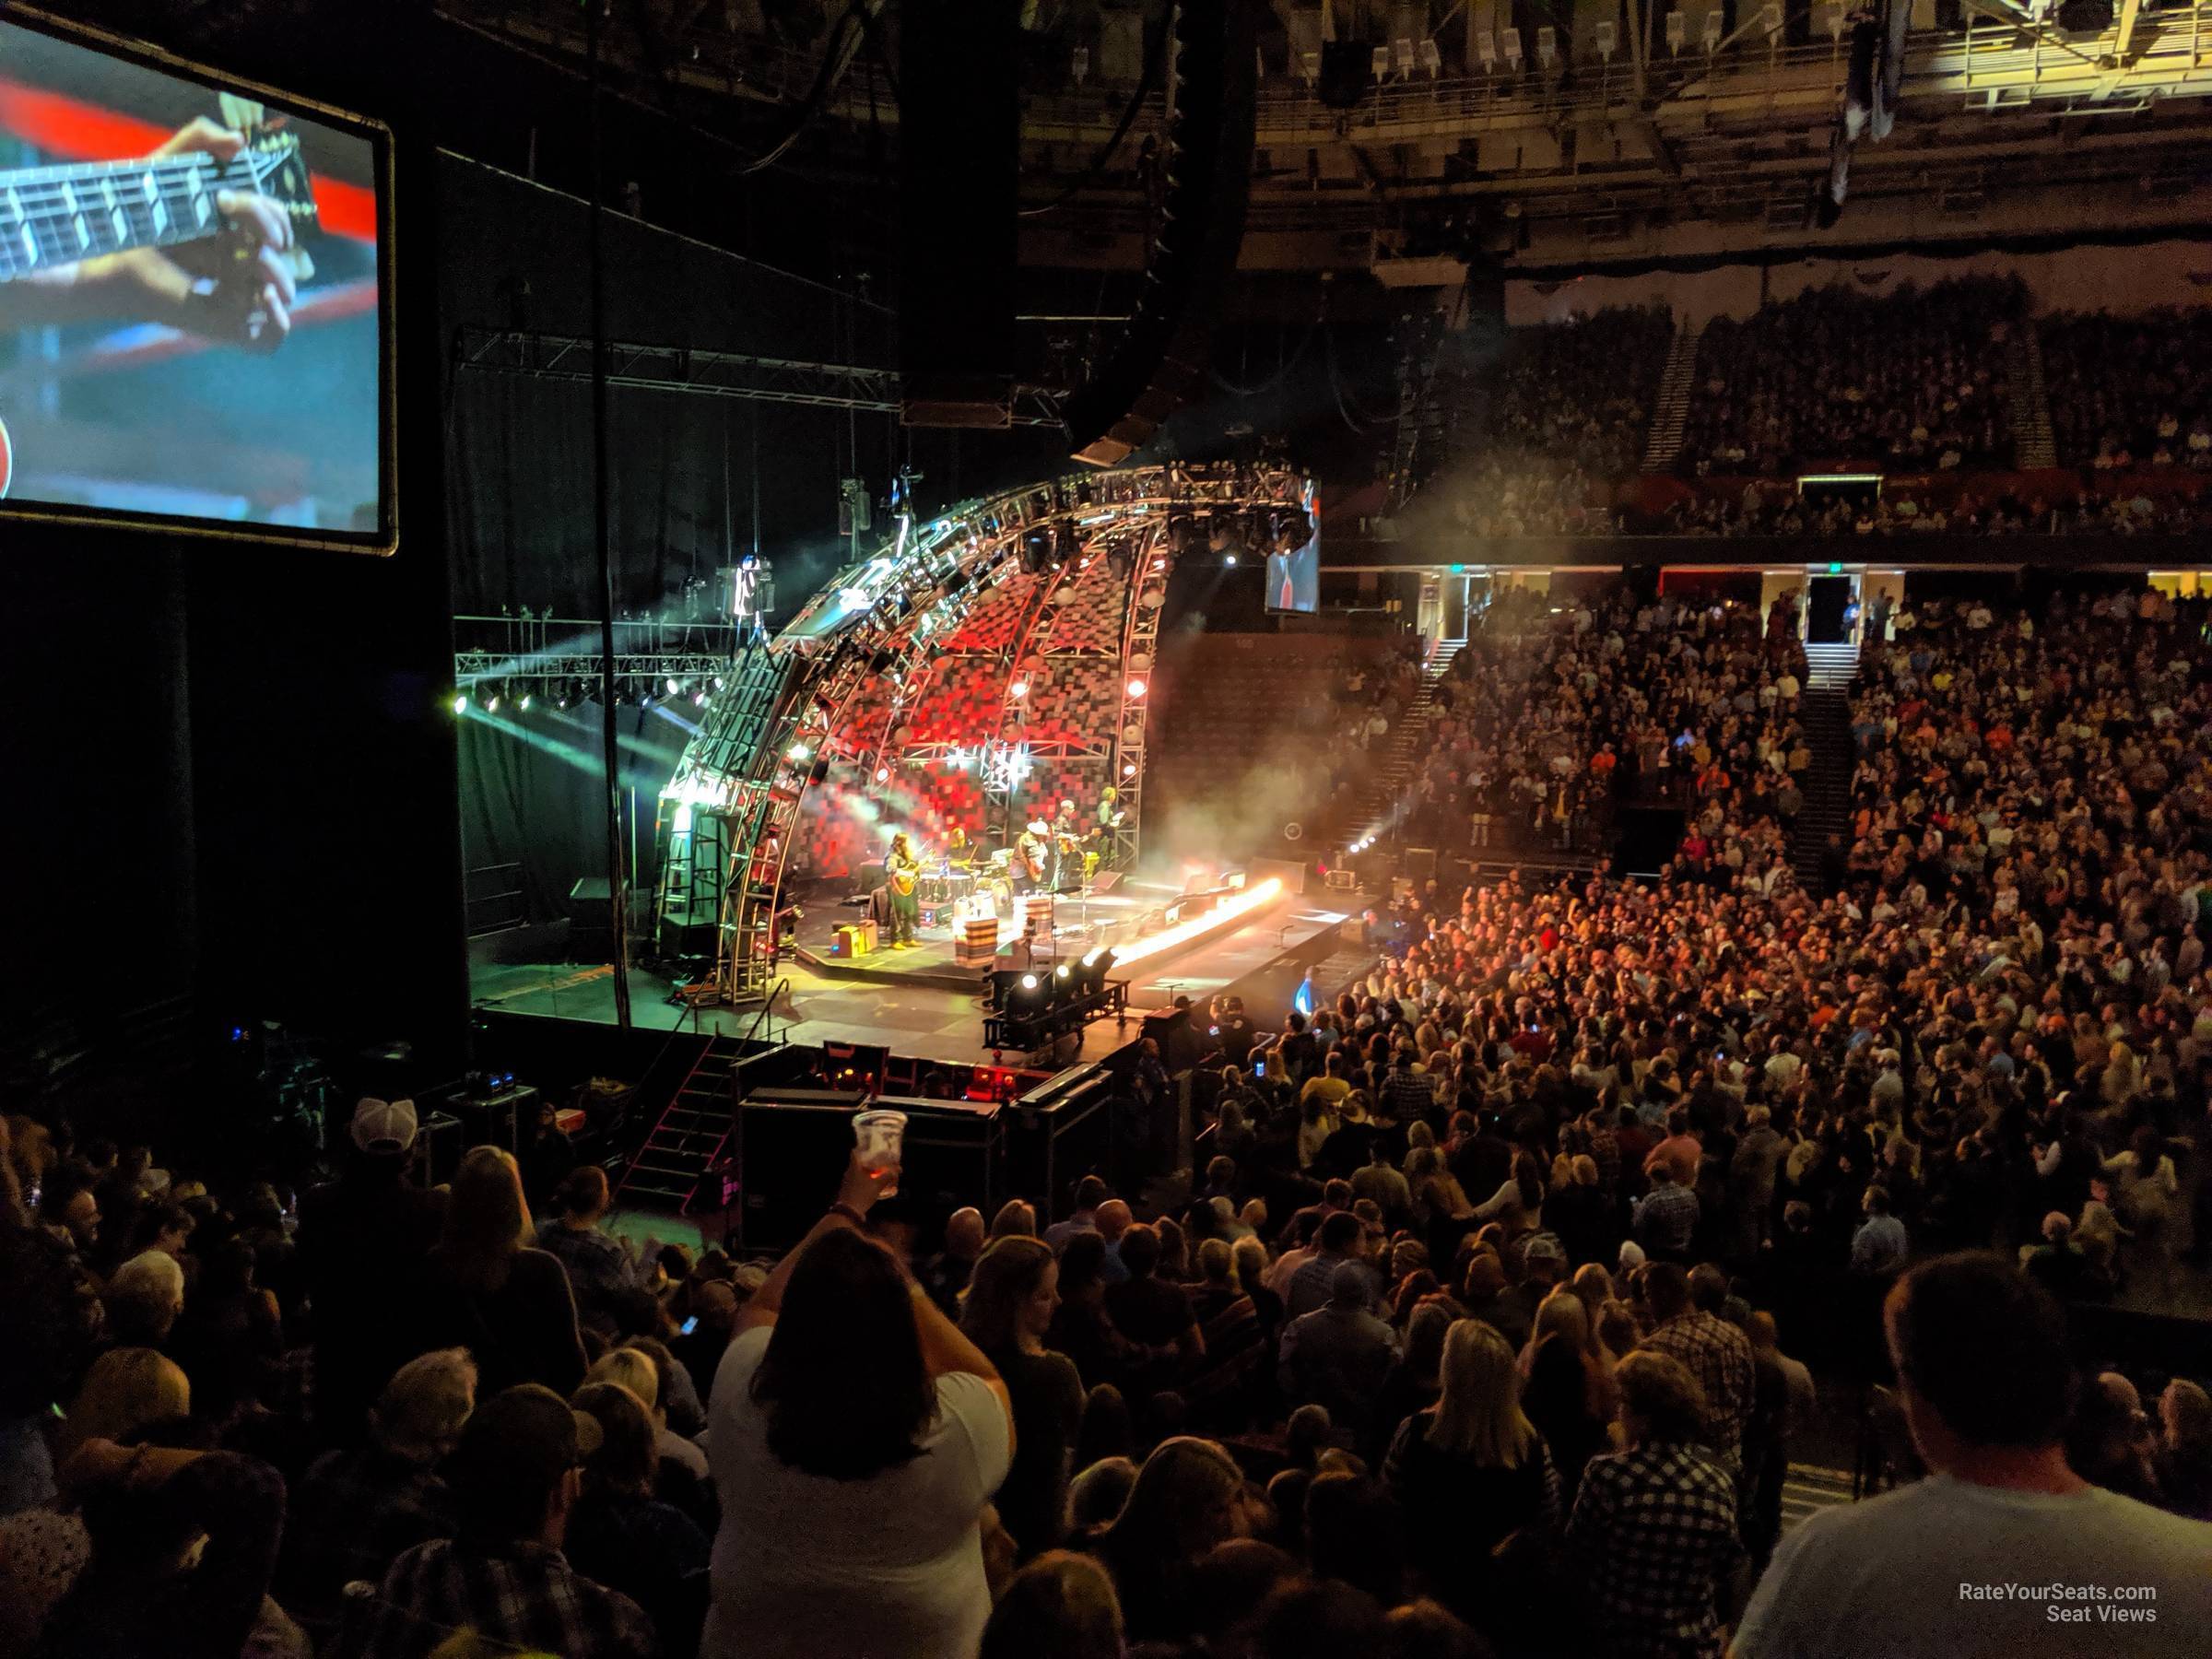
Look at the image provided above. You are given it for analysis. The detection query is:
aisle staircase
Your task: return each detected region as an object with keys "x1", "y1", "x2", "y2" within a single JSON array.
[
  {"x1": 1641, "y1": 319, "x2": 1705, "y2": 473},
  {"x1": 2010, "y1": 325, "x2": 2058, "y2": 469},
  {"x1": 1790, "y1": 643, "x2": 1859, "y2": 890},
  {"x1": 1341, "y1": 641, "x2": 1462, "y2": 844}
]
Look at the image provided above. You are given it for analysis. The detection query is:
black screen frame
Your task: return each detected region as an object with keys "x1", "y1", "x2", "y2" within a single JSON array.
[{"x1": 0, "y1": 5, "x2": 396, "y2": 555}]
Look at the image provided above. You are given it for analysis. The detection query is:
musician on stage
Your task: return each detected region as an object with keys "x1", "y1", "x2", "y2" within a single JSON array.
[
  {"x1": 1014, "y1": 819, "x2": 1052, "y2": 896},
  {"x1": 1095, "y1": 786, "x2": 1127, "y2": 870},
  {"x1": 885, "y1": 831, "x2": 923, "y2": 949}
]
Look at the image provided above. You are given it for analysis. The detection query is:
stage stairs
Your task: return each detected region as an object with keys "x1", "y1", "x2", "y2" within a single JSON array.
[
  {"x1": 1641, "y1": 319, "x2": 1705, "y2": 474},
  {"x1": 613, "y1": 1030, "x2": 786, "y2": 1214}
]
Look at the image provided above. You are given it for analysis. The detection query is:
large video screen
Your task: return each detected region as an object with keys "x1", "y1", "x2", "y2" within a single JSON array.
[
  {"x1": 1264, "y1": 477, "x2": 1320, "y2": 615},
  {"x1": 0, "y1": 11, "x2": 389, "y2": 549}
]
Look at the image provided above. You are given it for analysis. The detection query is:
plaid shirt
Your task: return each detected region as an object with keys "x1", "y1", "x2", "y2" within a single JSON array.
[
  {"x1": 332, "y1": 1536, "x2": 659, "y2": 1659},
  {"x1": 1568, "y1": 1441, "x2": 1741, "y2": 1658},
  {"x1": 1383, "y1": 1068, "x2": 1436, "y2": 1122},
  {"x1": 1641, "y1": 1312, "x2": 1756, "y2": 1465},
  {"x1": 280, "y1": 1445, "x2": 455, "y2": 1623},
  {"x1": 1586, "y1": 1124, "x2": 1623, "y2": 1193},
  {"x1": 1632, "y1": 1181, "x2": 1700, "y2": 1256}
]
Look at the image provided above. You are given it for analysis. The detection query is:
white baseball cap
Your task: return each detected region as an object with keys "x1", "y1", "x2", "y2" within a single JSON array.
[{"x1": 351, "y1": 1096, "x2": 418, "y2": 1154}]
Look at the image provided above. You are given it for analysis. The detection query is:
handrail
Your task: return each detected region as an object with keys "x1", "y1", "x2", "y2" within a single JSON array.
[{"x1": 741, "y1": 977, "x2": 792, "y2": 1051}]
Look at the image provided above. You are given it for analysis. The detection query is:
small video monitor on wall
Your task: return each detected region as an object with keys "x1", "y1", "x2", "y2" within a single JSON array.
[
  {"x1": 1264, "y1": 477, "x2": 1321, "y2": 616},
  {"x1": 0, "y1": 7, "x2": 393, "y2": 551}
]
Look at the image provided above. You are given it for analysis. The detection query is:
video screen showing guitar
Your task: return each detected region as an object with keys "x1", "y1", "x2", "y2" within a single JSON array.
[{"x1": 0, "y1": 17, "x2": 382, "y2": 541}]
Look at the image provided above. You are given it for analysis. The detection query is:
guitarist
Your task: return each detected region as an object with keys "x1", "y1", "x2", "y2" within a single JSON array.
[
  {"x1": 885, "y1": 831, "x2": 923, "y2": 949},
  {"x1": 0, "y1": 116, "x2": 297, "y2": 351}
]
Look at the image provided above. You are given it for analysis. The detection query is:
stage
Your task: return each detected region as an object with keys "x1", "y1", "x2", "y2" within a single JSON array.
[{"x1": 469, "y1": 879, "x2": 1354, "y2": 1068}]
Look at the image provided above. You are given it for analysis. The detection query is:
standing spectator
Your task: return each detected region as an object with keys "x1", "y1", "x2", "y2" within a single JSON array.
[
  {"x1": 406, "y1": 1146, "x2": 585, "y2": 1396},
  {"x1": 297, "y1": 1097, "x2": 446, "y2": 1445},
  {"x1": 1632, "y1": 1164, "x2": 1700, "y2": 1262},
  {"x1": 1284, "y1": 1211, "x2": 1380, "y2": 1320},
  {"x1": 1569, "y1": 1350, "x2": 1743, "y2": 1659},
  {"x1": 1849, "y1": 1185, "x2": 1909, "y2": 1276},
  {"x1": 1279, "y1": 1262, "x2": 1400, "y2": 1441},
  {"x1": 334, "y1": 1383, "x2": 657, "y2": 1659},
  {"x1": 701, "y1": 1157, "x2": 1013, "y2": 1659},
  {"x1": 1383, "y1": 1319, "x2": 1562, "y2": 1630},
  {"x1": 1103, "y1": 1224, "x2": 1205, "y2": 1376},
  {"x1": 1083, "y1": 1437, "x2": 1250, "y2": 1643},
  {"x1": 1639, "y1": 1265, "x2": 1755, "y2": 1476},
  {"x1": 961, "y1": 1236, "x2": 1084, "y2": 1561},
  {"x1": 980, "y1": 1550, "x2": 1125, "y2": 1659},
  {"x1": 1735, "y1": 1253, "x2": 2212, "y2": 1657}
]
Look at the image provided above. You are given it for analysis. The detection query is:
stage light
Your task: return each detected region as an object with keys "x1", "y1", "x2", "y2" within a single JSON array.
[
  {"x1": 787, "y1": 742, "x2": 811, "y2": 762},
  {"x1": 450, "y1": 692, "x2": 468, "y2": 714},
  {"x1": 518, "y1": 692, "x2": 534, "y2": 712},
  {"x1": 876, "y1": 768, "x2": 890, "y2": 782},
  {"x1": 1126, "y1": 678, "x2": 1147, "y2": 699},
  {"x1": 485, "y1": 690, "x2": 501, "y2": 713},
  {"x1": 693, "y1": 688, "x2": 710, "y2": 706},
  {"x1": 1010, "y1": 680, "x2": 1030, "y2": 699},
  {"x1": 712, "y1": 676, "x2": 726, "y2": 690},
  {"x1": 665, "y1": 677, "x2": 682, "y2": 696},
  {"x1": 1224, "y1": 553, "x2": 1239, "y2": 567}
]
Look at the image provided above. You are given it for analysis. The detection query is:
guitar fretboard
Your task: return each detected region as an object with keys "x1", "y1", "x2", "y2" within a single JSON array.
[{"x1": 0, "y1": 154, "x2": 266, "y2": 282}]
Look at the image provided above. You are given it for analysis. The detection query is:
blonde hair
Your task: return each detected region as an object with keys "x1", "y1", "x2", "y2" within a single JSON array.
[
  {"x1": 584, "y1": 1347, "x2": 660, "y2": 1418},
  {"x1": 440, "y1": 1145, "x2": 535, "y2": 1293},
  {"x1": 63, "y1": 1347, "x2": 190, "y2": 1456},
  {"x1": 1231, "y1": 1235, "x2": 1268, "y2": 1291},
  {"x1": 1197, "y1": 1237, "x2": 1238, "y2": 1286},
  {"x1": 375, "y1": 1347, "x2": 478, "y2": 1460},
  {"x1": 960, "y1": 1236, "x2": 1056, "y2": 1352},
  {"x1": 1427, "y1": 1320, "x2": 1537, "y2": 1466}
]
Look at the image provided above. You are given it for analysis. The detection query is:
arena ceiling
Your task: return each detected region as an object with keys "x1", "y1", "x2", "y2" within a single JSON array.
[{"x1": 438, "y1": 0, "x2": 2212, "y2": 273}]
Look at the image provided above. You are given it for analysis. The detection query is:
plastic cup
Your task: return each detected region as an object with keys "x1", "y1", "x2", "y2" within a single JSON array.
[{"x1": 853, "y1": 1109, "x2": 908, "y2": 1194}]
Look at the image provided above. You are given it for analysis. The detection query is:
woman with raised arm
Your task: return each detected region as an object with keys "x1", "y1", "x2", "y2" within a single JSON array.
[{"x1": 702, "y1": 1152, "x2": 1015, "y2": 1659}]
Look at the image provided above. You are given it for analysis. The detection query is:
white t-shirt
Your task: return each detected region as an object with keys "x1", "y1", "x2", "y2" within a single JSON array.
[
  {"x1": 701, "y1": 1324, "x2": 1012, "y2": 1659},
  {"x1": 1735, "y1": 1472, "x2": 2212, "y2": 1659}
]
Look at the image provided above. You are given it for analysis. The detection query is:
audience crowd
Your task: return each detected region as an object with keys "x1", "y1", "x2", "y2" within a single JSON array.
[
  {"x1": 6, "y1": 582, "x2": 2212, "y2": 1658},
  {"x1": 1430, "y1": 305, "x2": 1671, "y2": 537},
  {"x1": 1394, "y1": 583, "x2": 1809, "y2": 860},
  {"x1": 1678, "y1": 277, "x2": 2022, "y2": 477},
  {"x1": 2041, "y1": 306, "x2": 2212, "y2": 472}
]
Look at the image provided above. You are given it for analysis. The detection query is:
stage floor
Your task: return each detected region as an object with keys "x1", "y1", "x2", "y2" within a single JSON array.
[{"x1": 470, "y1": 888, "x2": 1351, "y2": 1068}]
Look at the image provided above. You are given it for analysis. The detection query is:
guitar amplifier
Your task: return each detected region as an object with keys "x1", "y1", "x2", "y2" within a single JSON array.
[
  {"x1": 410, "y1": 1111, "x2": 465, "y2": 1188},
  {"x1": 830, "y1": 921, "x2": 878, "y2": 958},
  {"x1": 449, "y1": 1083, "x2": 536, "y2": 1152}
]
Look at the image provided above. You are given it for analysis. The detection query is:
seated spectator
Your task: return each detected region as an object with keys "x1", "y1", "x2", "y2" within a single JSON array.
[
  {"x1": 979, "y1": 1549, "x2": 1125, "y2": 1659},
  {"x1": 536, "y1": 1165, "x2": 643, "y2": 1334},
  {"x1": 103, "y1": 1249, "x2": 185, "y2": 1347},
  {"x1": 335, "y1": 1382, "x2": 656, "y2": 1659},
  {"x1": 1735, "y1": 1253, "x2": 2212, "y2": 1657},
  {"x1": 281, "y1": 1347, "x2": 475, "y2": 1629},
  {"x1": 566, "y1": 1380, "x2": 710, "y2": 1655},
  {"x1": 700, "y1": 1156, "x2": 1013, "y2": 1659}
]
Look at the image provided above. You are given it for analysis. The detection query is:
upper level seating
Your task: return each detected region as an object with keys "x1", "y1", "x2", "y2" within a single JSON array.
[
  {"x1": 1428, "y1": 305, "x2": 1672, "y2": 535},
  {"x1": 1677, "y1": 276, "x2": 2025, "y2": 476},
  {"x1": 2041, "y1": 307, "x2": 2212, "y2": 470}
]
